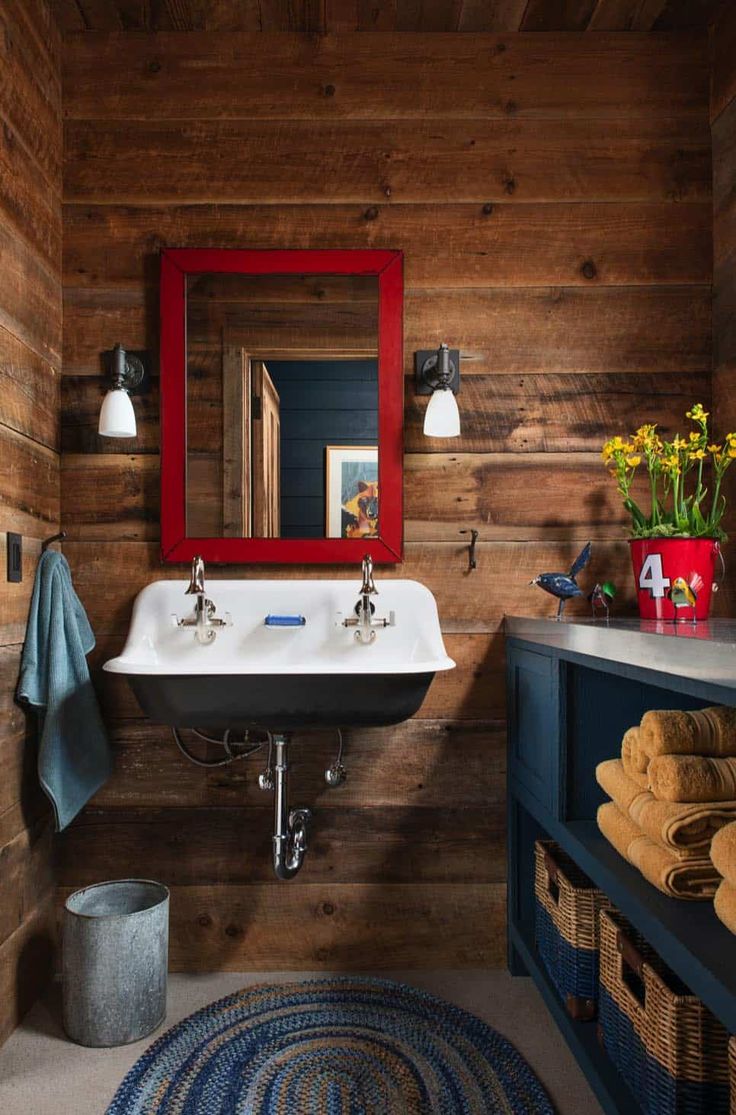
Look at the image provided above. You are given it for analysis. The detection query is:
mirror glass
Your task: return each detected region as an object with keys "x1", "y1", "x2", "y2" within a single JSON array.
[{"x1": 185, "y1": 272, "x2": 380, "y2": 540}]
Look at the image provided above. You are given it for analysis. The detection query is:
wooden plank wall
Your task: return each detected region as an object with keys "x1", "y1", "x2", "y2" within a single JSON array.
[
  {"x1": 711, "y1": 3, "x2": 736, "y2": 530},
  {"x1": 0, "y1": 0, "x2": 61, "y2": 1043},
  {"x1": 58, "y1": 32, "x2": 716, "y2": 971}
]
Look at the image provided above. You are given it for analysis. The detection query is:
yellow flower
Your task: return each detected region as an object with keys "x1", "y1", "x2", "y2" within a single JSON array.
[
  {"x1": 729, "y1": 446, "x2": 736, "y2": 459},
  {"x1": 672, "y1": 436, "x2": 687, "y2": 451},
  {"x1": 689, "y1": 449, "x2": 706, "y2": 460},
  {"x1": 662, "y1": 453, "x2": 681, "y2": 475},
  {"x1": 689, "y1": 431, "x2": 702, "y2": 443},
  {"x1": 709, "y1": 444, "x2": 722, "y2": 454},
  {"x1": 686, "y1": 404, "x2": 709, "y2": 421},
  {"x1": 632, "y1": 424, "x2": 658, "y2": 451},
  {"x1": 626, "y1": 455, "x2": 641, "y2": 467},
  {"x1": 601, "y1": 435, "x2": 628, "y2": 462}
]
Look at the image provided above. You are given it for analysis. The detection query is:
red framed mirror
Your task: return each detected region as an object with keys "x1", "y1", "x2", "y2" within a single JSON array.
[{"x1": 160, "y1": 249, "x2": 403, "y2": 564}]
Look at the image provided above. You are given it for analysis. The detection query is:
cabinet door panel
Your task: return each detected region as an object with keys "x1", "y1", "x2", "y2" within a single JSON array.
[{"x1": 508, "y1": 645, "x2": 562, "y2": 817}]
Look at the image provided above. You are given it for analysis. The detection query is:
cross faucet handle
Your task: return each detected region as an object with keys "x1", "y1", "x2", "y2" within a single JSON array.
[
  {"x1": 186, "y1": 555, "x2": 206, "y2": 595},
  {"x1": 360, "y1": 553, "x2": 378, "y2": 596}
]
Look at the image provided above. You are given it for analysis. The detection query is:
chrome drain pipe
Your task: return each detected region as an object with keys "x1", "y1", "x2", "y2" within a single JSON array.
[{"x1": 269, "y1": 734, "x2": 311, "y2": 880}]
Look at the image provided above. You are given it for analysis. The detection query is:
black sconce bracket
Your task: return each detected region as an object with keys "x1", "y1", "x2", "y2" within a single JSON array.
[
  {"x1": 102, "y1": 344, "x2": 148, "y2": 394},
  {"x1": 414, "y1": 348, "x2": 460, "y2": 395}
]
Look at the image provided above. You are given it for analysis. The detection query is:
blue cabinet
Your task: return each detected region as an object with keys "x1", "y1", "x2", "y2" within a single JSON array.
[
  {"x1": 505, "y1": 619, "x2": 736, "y2": 1115},
  {"x1": 507, "y1": 646, "x2": 563, "y2": 817}
]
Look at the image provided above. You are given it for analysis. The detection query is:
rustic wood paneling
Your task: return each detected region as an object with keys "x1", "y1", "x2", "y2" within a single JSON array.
[
  {"x1": 60, "y1": 284, "x2": 712, "y2": 377},
  {"x1": 163, "y1": 883, "x2": 504, "y2": 969},
  {"x1": 61, "y1": 33, "x2": 708, "y2": 121},
  {"x1": 64, "y1": 116, "x2": 711, "y2": 205},
  {"x1": 62, "y1": 202, "x2": 713, "y2": 289},
  {"x1": 57, "y1": 804, "x2": 505, "y2": 885},
  {"x1": 0, "y1": 326, "x2": 59, "y2": 451},
  {"x1": 710, "y1": 0, "x2": 736, "y2": 124},
  {"x1": 59, "y1": 30, "x2": 713, "y2": 973},
  {"x1": 0, "y1": 0, "x2": 60, "y2": 1043},
  {"x1": 54, "y1": 3, "x2": 717, "y2": 32},
  {"x1": 61, "y1": 370, "x2": 711, "y2": 456},
  {"x1": 0, "y1": 898, "x2": 55, "y2": 1046},
  {"x1": 89, "y1": 719, "x2": 506, "y2": 809}
]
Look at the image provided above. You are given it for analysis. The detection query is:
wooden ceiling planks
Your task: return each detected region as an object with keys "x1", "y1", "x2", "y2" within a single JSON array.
[{"x1": 52, "y1": 0, "x2": 720, "y2": 31}]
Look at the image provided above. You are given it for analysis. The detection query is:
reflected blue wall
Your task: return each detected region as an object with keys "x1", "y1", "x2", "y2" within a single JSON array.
[{"x1": 266, "y1": 359, "x2": 378, "y2": 538}]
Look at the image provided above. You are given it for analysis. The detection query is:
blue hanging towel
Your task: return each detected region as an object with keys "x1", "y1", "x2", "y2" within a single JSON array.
[{"x1": 17, "y1": 550, "x2": 113, "y2": 831}]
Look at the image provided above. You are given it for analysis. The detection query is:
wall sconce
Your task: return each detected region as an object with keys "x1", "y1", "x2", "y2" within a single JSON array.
[
  {"x1": 98, "y1": 344, "x2": 145, "y2": 438},
  {"x1": 414, "y1": 343, "x2": 461, "y2": 438}
]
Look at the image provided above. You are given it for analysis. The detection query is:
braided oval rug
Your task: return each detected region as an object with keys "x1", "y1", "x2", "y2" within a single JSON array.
[{"x1": 105, "y1": 978, "x2": 553, "y2": 1115}]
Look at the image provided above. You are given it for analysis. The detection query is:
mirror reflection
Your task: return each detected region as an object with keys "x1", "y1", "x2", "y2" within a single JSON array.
[{"x1": 185, "y1": 272, "x2": 379, "y2": 539}]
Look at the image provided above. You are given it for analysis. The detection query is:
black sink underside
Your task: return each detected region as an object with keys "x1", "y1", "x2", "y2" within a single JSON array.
[{"x1": 127, "y1": 672, "x2": 435, "y2": 731}]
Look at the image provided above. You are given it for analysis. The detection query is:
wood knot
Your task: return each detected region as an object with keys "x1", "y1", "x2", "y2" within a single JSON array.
[
  {"x1": 197, "y1": 914, "x2": 212, "y2": 927},
  {"x1": 504, "y1": 100, "x2": 517, "y2": 115},
  {"x1": 581, "y1": 259, "x2": 597, "y2": 280},
  {"x1": 148, "y1": 60, "x2": 162, "y2": 74},
  {"x1": 323, "y1": 83, "x2": 336, "y2": 97},
  {"x1": 364, "y1": 206, "x2": 379, "y2": 221},
  {"x1": 382, "y1": 183, "x2": 392, "y2": 198},
  {"x1": 224, "y1": 923, "x2": 241, "y2": 938},
  {"x1": 494, "y1": 42, "x2": 507, "y2": 54},
  {"x1": 322, "y1": 902, "x2": 335, "y2": 916},
  {"x1": 3, "y1": 122, "x2": 14, "y2": 147},
  {"x1": 503, "y1": 177, "x2": 516, "y2": 195},
  {"x1": 482, "y1": 203, "x2": 494, "y2": 216}
]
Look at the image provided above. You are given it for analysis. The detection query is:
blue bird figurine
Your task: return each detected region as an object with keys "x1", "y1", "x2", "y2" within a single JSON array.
[{"x1": 530, "y1": 542, "x2": 592, "y2": 621}]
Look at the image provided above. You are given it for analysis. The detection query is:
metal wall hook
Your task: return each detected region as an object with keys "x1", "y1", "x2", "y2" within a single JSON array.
[
  {"x1": 42, "y1": 531, "x2": 66, "y2": 552},
  {"x1": 460, "y1": 529, "x2": 479, "y2": 571}
]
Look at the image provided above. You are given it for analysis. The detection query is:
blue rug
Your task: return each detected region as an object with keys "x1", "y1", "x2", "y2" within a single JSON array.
[{"x1": 106, "y1": 977, "x2": 555, "y2": 1114}]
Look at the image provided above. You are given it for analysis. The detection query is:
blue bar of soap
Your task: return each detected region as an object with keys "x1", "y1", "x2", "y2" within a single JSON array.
[{"x1": 264, "y1": 614, "x2": 306, "y2": 627}]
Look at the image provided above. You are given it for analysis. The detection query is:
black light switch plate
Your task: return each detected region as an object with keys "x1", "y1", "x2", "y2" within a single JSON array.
[{"x1": 7, "y1": 532, "x2": 21, "y2": 582}]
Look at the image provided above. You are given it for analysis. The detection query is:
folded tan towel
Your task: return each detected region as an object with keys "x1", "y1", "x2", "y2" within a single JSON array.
[
  {"x1": 714, "y1": 879, "x2": 736, "y2": 934},
  {"x1": 635, "y1": 707, "x2": 736, "y2": 772},
  {"x1": 621, "y1": 726, "x2": 649, "y2": 789},
  {"x1": 596, "y1": 758, "x2": 736, "y2": 855},
  {"x1": 710, "y1": 821, "x2": 736, "y2": 887},
  {"x1": 648, "y1": 754, "x2": 736, "y2": 804},
  {"x1": 597, "y1": 801, "x2": 719, "y2": 900}
]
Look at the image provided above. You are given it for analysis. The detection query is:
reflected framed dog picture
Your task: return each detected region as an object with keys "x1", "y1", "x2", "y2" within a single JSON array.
[{"x1": 325, "y1": 446, "x2": 379, "y2": 539}]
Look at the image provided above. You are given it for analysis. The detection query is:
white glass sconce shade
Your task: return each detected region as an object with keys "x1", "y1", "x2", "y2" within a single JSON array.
[
  {"x1": 98, "y1": 388, "x2": 137, "y2": 438},
  {"x1": 423, "y1": 386, "x2": 460, "y2": 438}
]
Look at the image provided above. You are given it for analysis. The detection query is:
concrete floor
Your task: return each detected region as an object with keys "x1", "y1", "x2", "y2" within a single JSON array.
[{"x1": 0, "y1": 969, "x2": 602, "y2": 1114}]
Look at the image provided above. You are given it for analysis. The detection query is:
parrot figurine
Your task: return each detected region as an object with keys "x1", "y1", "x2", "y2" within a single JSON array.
[
  {"x1": 669, "y1": 572, "x2": 704, "y2": 624},
  {"x1": 530, "y1": 542, "x2": 592, "y2": 621},
  {"x1": 588, "y1": 581, "x2": 616, "y2": 620}
]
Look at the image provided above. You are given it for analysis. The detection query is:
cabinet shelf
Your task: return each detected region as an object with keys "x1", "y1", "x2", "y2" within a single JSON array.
[
  {"x1": 509, "y1": 919, "x2": 643, "y2": 1115},
  {"x1": 515, "y1": 785, "x2": 736, "y2": 1034}
]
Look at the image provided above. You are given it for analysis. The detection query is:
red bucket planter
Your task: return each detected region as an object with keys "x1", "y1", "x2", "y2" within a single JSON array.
[{"x1": 629, "y1": 538, "x2": 721, "y2": 622}]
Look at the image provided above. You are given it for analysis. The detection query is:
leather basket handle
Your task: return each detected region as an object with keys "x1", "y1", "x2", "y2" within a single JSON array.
[{"x1": 616, "y1": 928, "x2": 644, "y2": 976}]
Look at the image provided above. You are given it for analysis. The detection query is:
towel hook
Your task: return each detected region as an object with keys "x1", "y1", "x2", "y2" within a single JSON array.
[
  {"x1": 42, "y1": 531, "x2": 66, "y2": 552},
  {"x1": 459, "y1": 529, "x2": 479, "y2": 571}
]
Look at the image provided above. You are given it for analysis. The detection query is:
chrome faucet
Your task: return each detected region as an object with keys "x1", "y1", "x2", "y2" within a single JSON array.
[
  {"x1": 342, "y1": 553, "x2": 395, "y2": 645},
  {"x1": 176, "y1": 555, "x2": 231, "y2": 645}
]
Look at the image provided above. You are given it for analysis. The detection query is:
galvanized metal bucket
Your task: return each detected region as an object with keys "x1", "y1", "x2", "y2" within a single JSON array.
[{"x1": 63, "y1": 879, "x2": 169, "y2": 1048}]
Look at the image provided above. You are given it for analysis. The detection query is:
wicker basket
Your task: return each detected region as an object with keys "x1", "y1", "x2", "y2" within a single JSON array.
[
  {"x1": 598, "y1": 908, "x2": 731, "y2": 1115},
  {"x1": 534, "y1": 839, "x2": 614, "y2": 1021}
]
